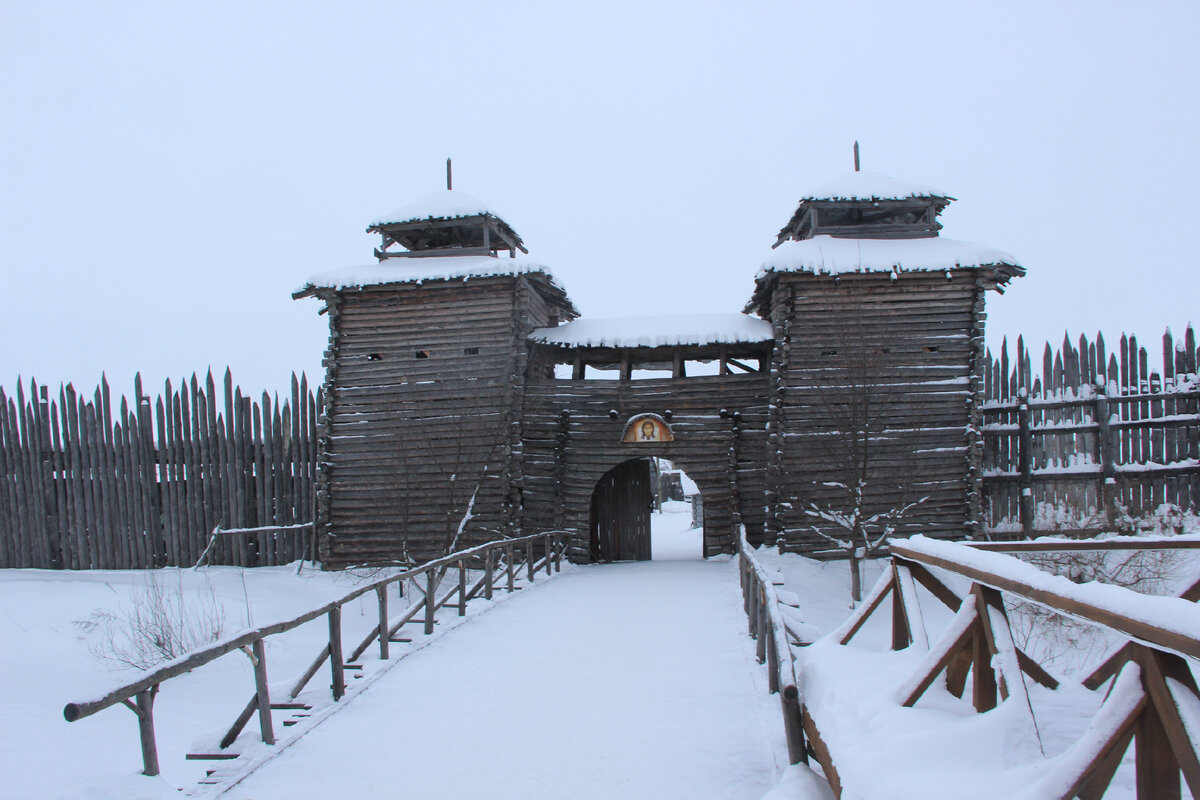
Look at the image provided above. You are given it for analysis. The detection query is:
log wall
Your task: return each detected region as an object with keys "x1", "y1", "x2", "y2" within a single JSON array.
[
  {"x1": 521, "y1": 371, "x2": 771, "y2": 560},
  {"x1": 767, "y1": 270, "x2": 989, "y2": 554},
  {"x1": 316, "y1": 274, "x2": 567, "y2": 568}
]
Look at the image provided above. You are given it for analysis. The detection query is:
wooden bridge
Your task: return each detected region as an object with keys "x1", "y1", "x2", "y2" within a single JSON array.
[
  {"x1": 63, "y1": 526, "x2": 1200, "y2": 798},
  {"x1": 62, "y1": 532, "x2": 788, "y2": 798}
]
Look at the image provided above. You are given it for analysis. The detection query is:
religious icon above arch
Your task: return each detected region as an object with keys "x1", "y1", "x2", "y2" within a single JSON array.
[{"x1": 621, "y1": 413, "x2": 674, "y2": 443}]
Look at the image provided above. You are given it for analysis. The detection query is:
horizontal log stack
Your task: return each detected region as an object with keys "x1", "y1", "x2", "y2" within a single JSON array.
[
  {"x1": 752, "y1": 269, "x2": 999, "y2": 555},
  {"x1": 303, "y1": 273, "x2": 573, "y2": 568}
]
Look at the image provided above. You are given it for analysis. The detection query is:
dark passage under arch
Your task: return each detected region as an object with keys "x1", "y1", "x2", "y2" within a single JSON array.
[{"x1": 589, "y1": 459, "x2": 652, "y2": 562}]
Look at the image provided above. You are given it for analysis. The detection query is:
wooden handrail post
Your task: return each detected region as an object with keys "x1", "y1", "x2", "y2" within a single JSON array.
[
  {"x1": 553, "y1": 535, "x2": 562, "y2": 572},
  {"x1": 424, "y1": 570, "x2": 438, "y2": 635},
  {"x1": 891, "y1": 564, "x2": 912, "y2": 650},
  {"x1": 484, "y1": 546, "x2": 494, "y2": 600},
  {"x1": 377, "y1": 585, "x2": 389, "y2": 660},
  {"x1": 328, "y1": 607, "x2": 345, "y2": 701},
  {"x1": 781, "y1": 692, "x2": 807, "y2": 765},
  {"x1": 135, "y1": 689, "x2": 160, "y2": 776},
  {"x1": 506, "y1": 544, "x2": 514, "y2": 592},
  {"x1": 544, "y1": 533, "x2": 552, "y2": 576},
  {"x1": 252, "y1": 639, "x2": 275, "y2": 745},
  {"x1": 526, "y1": 541, "x2": 535, "y2": 582},
  {"x1": 458, "y1": 559, "x2": 467, "y2": 617},
  {"x1": 1017, "y1": 391, "x2": 1034, "y2": 538}
]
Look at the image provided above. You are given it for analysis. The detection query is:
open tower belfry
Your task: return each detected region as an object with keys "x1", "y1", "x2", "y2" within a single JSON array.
[{"x1": 295, "y1": 170, "x2": 1023, "y2": 568}]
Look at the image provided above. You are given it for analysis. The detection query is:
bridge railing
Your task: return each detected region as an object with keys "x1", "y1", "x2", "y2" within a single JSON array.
[
  {"x1": 736, "y1": 527, "x2": 807, "y2": 765},
  {"x1": 815, "y1": 535, "x2": 1200, "y2": 799},
  {"x1": 63, "y1": 531, "x2": 571, "y2": 777}
]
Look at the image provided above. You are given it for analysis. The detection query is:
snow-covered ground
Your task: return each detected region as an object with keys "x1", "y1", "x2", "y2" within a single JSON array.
[
  {"x1": 2, "y1": 502, "x2": 782, "y2": 800},
  {"x1": 652, "y1": 499, "x2": 704, "y2": 561},
  {"x1": 7, "y1": 502, "x2": 1198, "y2": 800},
  {"x1": 0, "y1": 564, "x2": 409, "y2": 798}
]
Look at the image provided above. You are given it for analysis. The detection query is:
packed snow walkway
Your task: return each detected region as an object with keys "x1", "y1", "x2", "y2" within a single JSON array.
[{"x1": 218, "y1": 556, "x2": 785, "y2": 799}]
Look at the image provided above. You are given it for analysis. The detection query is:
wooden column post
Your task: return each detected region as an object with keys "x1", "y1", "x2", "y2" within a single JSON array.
[
  {"x1": 457, "y1": 559, "x2": 467, "y2": 617},
  {"x1": 506, "y1": 544, "x2": 515, "y2": 592},
  {"x1": 377, "y1": 585, "x2": 389, "y2": 660},
  {"x1": 484, "y1": 547, "x2": 494, "y2": 600},
  {"x1": 781, "y1": 691, "x2": 807, "y2": 765},
  {"x1": 251, "y1": 639, "x2": 275, "y2": 745},
  {"x1": 1017, "y1": 391, "x2": 1034, "y2": 537},
  {"x1": 1095, "y1": 390, "x2": 1118, "y2": 525},
  {"x1": 424, "y1": 571, "x2": 439, "y2": 635},
  {"x1": 892, "y1": 564, "x2": 912, "y2": 651},
  {"x1": 134, "y1": 689, "x2": 160, "y2": 776},
  {"x1": 1136, "y1": 701, "x2": 1181, "y2": 800},
  {"x1": 328, "y1": 607, "x2": 345, "y2": 700}
]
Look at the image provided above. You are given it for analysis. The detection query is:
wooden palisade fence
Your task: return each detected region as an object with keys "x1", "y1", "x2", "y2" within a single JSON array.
[
  {"x1": 0, "y1": 370, "x2": 318, "y2": 569},
  {"x1": 63, "y1": 532, "x2": 567, "y2": 778},
  {"x1": 983, "y1": 326, "x2": 1200, "y2": 533},
  {"x1": 800, "y1": 535, "x2": 1200, "y2": 798}
]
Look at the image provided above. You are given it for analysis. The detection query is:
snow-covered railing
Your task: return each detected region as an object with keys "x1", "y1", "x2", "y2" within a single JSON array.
[
  {"x1": 63, "y1": 531, "x2": 570, "y2": 778},
  {"x1": 736, "y1": 528, "x2": 806, "y2": 765},
  {"x1": 813, "y1": 534, "x2": 1200, "y2": 799}
]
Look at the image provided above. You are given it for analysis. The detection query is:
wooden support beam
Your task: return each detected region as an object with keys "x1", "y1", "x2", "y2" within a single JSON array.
[
  {"x1": 329, "y1": 608, "x2": 345, "y2": 701},
  {"x1": 252, "y1": 639, "x2": 274, "y2": 745},
  {"x1": 377, "y1": 585, "x2": 389, "y2": 660},
  {"x1": 134, "y1": 689, "x2": 160, "y2": 776}
]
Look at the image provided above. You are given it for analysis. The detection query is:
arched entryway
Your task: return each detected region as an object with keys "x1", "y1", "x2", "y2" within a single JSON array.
[{"x1": 589, "y1": 458, "x2": 705, "y2": 562}]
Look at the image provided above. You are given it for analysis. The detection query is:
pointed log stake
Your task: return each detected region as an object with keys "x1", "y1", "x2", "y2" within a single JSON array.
[
  {"x1": 853, "y1": 140, "x2": 860, "y2": 172},
  {"x1": 446, "y1": 158, "x2": 452, "y2": 190}
]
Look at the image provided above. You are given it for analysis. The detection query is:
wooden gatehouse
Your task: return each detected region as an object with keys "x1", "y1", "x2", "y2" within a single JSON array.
[{"x1": 294, "y1": 171, "x2": 1024, "y2": 568}]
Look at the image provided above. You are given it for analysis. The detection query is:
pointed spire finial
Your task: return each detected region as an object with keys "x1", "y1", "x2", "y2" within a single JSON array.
[
  {"x1": 853, "y1": 141, "x2": 860, "y2": 172},
  {"x1": 446, "y1": 158, "x2": 453, "y2": 191}
]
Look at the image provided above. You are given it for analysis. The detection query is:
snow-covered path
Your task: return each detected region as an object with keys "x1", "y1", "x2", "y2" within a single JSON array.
[{"x1": 218, "y1": 557, "x2": 784, "y2": 799}]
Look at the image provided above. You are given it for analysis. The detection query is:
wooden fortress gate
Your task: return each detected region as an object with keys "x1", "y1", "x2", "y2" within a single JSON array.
[{"x1": 295, "y1": 171, "x2": 1023, "y2": 568}]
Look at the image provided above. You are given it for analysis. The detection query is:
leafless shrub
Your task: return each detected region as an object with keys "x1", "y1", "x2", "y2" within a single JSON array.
[
  {"x1": 74, "y1": 572, "x2": 227, "y2": 670},
  {"x1": 1005, "y1": 548, "x2": 1186, "y2": 674}
]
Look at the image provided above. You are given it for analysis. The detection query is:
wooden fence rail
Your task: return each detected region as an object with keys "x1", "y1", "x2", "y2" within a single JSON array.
[
  {"x1": 0, "y1": 370, "x2": 318, "y2": 570},
  {"x1": 982, "y1": 326, "x2": 1200, "y2": 531},
  {"x1": 63, "y1": 530, "x2": 568, "y2": 778},
  {"x1": 804, "y1": 535, "x2": 1200, "y2": 798}
]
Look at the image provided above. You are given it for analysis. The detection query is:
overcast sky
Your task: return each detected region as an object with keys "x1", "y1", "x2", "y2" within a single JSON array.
[{"x1": 3, "y1": 1, "x2": 1197, "y2": 397}]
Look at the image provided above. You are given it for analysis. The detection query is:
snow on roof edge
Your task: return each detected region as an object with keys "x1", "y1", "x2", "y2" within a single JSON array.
[
  {"x1": 530, "y1": 313, "x2": 774, "y2": 349},
  {"x1": 757, "y1": 235, "x2": 1022, "y2": 280},
  {"x1": 299, "y1": 254, "x2": 558, "y2": 293}
]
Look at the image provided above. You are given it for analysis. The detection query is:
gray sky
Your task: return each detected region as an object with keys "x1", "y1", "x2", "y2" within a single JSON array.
[{"x1": 3, "y1": 1, "x2": 1197, "y2": 397}]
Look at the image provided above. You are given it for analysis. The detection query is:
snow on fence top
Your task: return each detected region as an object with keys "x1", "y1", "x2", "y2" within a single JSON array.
[
  {"x1": 894, "y1": 535, "x2": 1200, "y2": 648},
  {"x1": 302, "y1": 255, "x2": 556, "y2": 291},
  {"x1": 801, "y1": 170, "x2": 951, "y2": 202},
  {"x1": 530, "y1": 313, "x2": 774, "y2": 349},
  {"x1": 758, "y1": 235, "x2": 1021, "y2": 278},
  {"x1": 368, "y1": 189, "x2": 508, "y2": 228}
]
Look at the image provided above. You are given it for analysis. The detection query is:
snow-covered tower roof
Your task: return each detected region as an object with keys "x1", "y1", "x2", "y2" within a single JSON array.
[
  {"x1": 773, "y1": 170, "x2": 955, "y2": 245},
  {"x1": 367, "y1": 189, "x2": 528, "y2": 260}
]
